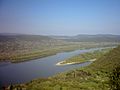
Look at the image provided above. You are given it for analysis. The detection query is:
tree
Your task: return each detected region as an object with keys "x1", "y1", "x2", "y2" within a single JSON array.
[{"x1": 109, "y1": 65, "x2": 120, "y2": 90}]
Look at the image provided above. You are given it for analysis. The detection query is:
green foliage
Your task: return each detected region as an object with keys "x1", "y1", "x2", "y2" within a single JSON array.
[
  {"x1": 60, "y1": 48, "x2": 110, "y2": 65},
  {"x1": 109, "y1": 65, "x2": 120, "y2": 90}
]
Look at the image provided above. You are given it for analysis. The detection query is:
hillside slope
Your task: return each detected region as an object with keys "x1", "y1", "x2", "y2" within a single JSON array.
[{"x1": 89, "y1": 45, "x2": 120, "y2": 72}]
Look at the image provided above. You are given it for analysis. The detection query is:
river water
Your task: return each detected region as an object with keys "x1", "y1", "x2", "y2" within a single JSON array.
[{"x1": 0, "y1": 48, "x2": 104, "y2": 86}]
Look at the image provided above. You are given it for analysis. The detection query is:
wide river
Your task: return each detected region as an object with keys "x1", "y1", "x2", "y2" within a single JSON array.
[{"x1": 0, "y1": 48, "x2": 104, "y2": 86}]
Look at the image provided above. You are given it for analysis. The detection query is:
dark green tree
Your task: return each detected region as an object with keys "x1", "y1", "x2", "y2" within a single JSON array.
[{"x1": 109, "y1": 65, "x2": 120, "y2": 90}]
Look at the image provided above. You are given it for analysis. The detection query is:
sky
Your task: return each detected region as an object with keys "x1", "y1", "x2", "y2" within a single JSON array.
[{"x1": 0, "y1": 0, "x2": 120, "y2": 35}]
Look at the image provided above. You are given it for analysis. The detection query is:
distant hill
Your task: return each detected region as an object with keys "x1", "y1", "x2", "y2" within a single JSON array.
[
  {"x1": 49, "y1": 35, "x2": 71, "y2": 39},
  {"x1": 50, "y1": 34, "x2": 120, "y2": 42},
  {"x1": 1, "y1": 33, "x2": 120, "y2": 42},
  {"x1": 0, "y1": 34, "x2": 52, "y2": 42}
]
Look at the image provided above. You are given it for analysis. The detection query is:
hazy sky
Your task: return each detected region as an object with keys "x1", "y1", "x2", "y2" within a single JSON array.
[{"x1": 0, "y1": 0, "x2": 120, "y2": 35}]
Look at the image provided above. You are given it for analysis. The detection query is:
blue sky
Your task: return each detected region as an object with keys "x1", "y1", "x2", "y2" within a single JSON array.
[{"x1": 0, "y1": 0, "x2": 120, "y2": 35}]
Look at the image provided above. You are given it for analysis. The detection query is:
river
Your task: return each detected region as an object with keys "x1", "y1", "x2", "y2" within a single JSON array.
[{"x1": 0, "y1": 48, "x2": 104, "y2": 86}]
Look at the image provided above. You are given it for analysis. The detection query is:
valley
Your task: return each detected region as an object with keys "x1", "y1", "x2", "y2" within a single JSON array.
[
  {"x1": 0, "y1": 34, "x2": 119, "y2": 63},
  {"x1": 0, "y1": 34, "x2": 120, "y2": 90}
]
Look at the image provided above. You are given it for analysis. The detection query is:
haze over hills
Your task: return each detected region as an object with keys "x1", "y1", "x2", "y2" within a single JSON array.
[
  {"x1": 1, "y1": 33, "x2": 120, "y2": 42},
  {"x1": 1, "y1": 33, "x2": 118, "y2": 46},
  {"x1": 50, "y1": 34, "x2": 120, "y2": 42},
  {"x1": 0, "y1": 34, "x2": 52, "y2": 42},
  {"x1": 0, "y1": 33, "x2": 119, "y2": 62}
]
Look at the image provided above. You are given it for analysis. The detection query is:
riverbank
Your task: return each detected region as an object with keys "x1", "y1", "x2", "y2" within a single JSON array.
[
  {"x1": 55, "y1": 48, "x2": 111, "y2": 66},
  {"x1": 56, "y1": 59, "x2": 96, "y2": 66},
  {"x1": 0, "y1": 38, "x2": 118, "y2": 63},
  {"x1": 56, "y1": 61, "x2": 82, "y2": 66},
  {"x1": 0, "y1": 47, "x2": 99, "y2": 86},
  {"x1": 0, "y1": 45, "x2": 85, "y2": 63},
  {"x1": 11, "y1": 46, "x2": 115, "y2": 64},
  {"x1": 12, "y1": 46, "x2": 112, "y2": 64}
]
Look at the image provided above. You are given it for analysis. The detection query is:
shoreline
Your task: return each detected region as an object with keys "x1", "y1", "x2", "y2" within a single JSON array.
[
  {"x1": 0, "y1": 46, "x2": 115, "y2": 65},
  {"x1": 56, "y1": 59, "x2": 96, "y2": 66},
  {"x1": 0, "y1": 46, "x2": 86, "y2": 63}
]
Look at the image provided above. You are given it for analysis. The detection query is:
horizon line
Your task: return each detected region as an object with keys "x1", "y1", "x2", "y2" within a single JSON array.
[{"x1": 0, "y1": 32, "x2": 120, "y2": 36}]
